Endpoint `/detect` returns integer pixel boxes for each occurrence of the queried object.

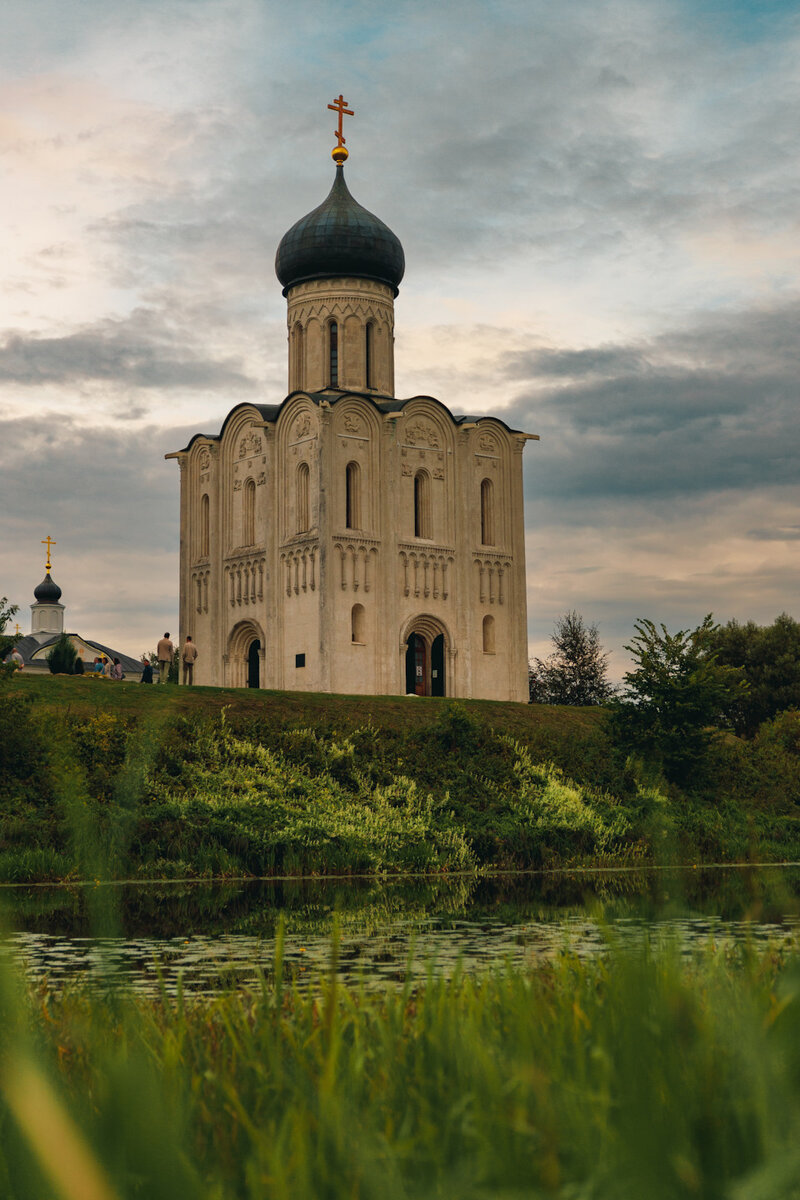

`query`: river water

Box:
[2,865,799,996]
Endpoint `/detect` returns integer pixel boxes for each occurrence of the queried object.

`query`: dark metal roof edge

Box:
[168,393,532,454]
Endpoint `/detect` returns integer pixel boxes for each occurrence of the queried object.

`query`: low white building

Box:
[11,558,142,676]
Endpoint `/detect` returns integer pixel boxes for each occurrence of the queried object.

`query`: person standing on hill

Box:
[182,635,198,685]
[157,633,174,684]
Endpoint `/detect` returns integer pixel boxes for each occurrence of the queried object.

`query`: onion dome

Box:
[33,573,62,603]
[275,164,405,297]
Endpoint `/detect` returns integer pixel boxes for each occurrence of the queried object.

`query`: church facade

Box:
[168,134,535,701]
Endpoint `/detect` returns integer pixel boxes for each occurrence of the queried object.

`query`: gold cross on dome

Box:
[328,94,354,148]
[41,535,56,572]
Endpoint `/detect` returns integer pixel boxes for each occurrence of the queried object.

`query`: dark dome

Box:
[275,164,405,296]
[33,573,62,603]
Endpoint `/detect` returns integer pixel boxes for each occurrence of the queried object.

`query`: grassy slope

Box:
[2,674,798,880]
[7,671,601,739]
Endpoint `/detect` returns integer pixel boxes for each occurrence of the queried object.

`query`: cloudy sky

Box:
[1,0,798,678]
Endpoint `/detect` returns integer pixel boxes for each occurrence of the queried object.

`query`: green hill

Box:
[1,674,798,882]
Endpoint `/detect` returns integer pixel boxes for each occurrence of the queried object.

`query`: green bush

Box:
[45,633,77,675]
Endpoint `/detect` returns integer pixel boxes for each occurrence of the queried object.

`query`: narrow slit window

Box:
[292,322,304,390]
[345,461,361,530]
[483,614,496,653]
[365,321,374,389]
[297,461,310,533]
[329,321,338,388]
[243,479,256,545]
[414,471,432,540]
[480,477,495,546]
[200,493,209,557]
[351,603,365,643]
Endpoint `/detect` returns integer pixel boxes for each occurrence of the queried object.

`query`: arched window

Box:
[243,478,255,545]
[480,478,495,546]
[297,461,310,533]
[351,603,365,643]
[328,320,339,388]
[365,321,374,389]
[291,322,304,390]
[482,614,496,654]
[200,493,209,557]
[345,461,361,530]
[414,470,432,539]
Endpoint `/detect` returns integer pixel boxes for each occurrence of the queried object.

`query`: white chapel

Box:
[168,102,536,701]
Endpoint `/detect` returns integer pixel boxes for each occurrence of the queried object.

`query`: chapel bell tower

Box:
[275,95,404,396]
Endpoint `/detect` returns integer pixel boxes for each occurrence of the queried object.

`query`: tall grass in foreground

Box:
[1,940,800,1198]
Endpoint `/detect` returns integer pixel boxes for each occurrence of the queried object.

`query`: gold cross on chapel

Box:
[41,535,56,572]
[328,93,354,149]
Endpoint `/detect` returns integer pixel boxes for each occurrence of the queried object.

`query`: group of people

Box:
[147,633,198,685]
[4,633,199,684]
[88,655,125,679]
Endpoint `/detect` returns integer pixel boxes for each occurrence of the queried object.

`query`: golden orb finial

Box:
[332,145,349,165]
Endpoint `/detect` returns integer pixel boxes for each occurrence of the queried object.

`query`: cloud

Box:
[0,414,197,657]
[0,308,256,390]
[499,299,800,503]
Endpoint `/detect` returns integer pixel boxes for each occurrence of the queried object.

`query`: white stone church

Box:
[168,128,536,701]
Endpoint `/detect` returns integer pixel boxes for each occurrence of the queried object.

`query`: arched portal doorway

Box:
[431,634,445,697]
[247,639,261,688]
[402,617,451,697]
[226,620,265,689]
[405,633,427,695]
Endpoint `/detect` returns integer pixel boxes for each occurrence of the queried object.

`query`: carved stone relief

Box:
[405,420,440,449]
[239,431,263,459]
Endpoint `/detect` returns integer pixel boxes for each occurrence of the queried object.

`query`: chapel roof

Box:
[8,634,143,675]
[33,572,62,603]
[172,391,532,456]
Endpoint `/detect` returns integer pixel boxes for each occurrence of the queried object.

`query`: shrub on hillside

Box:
[46,632,77,674]
[0,689,53,809]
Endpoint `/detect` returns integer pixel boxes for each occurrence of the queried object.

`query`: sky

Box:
[1,0,798,679]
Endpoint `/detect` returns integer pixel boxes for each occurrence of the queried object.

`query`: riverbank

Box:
[2,674,799,882]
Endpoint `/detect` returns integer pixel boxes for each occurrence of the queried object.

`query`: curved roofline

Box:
[275,163,405,297]
[166,392,534,457]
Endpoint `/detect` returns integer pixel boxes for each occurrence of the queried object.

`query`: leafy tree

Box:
[707,613,800,737]
[0,596,20,663]
[46,632,78,675]
[529,611,613,706]
[612,614,746,785]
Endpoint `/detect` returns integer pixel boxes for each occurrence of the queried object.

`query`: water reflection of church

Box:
[168,104,536,700]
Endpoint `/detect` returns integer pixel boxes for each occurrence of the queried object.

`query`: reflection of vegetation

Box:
[2,941,800,1197]
[2,867,798,940]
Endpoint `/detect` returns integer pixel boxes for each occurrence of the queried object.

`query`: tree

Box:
[46,632,78,675]
[529,611,613,706]
[612,614,746,785]
[0,596,20,663]
[706,613,800,737]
